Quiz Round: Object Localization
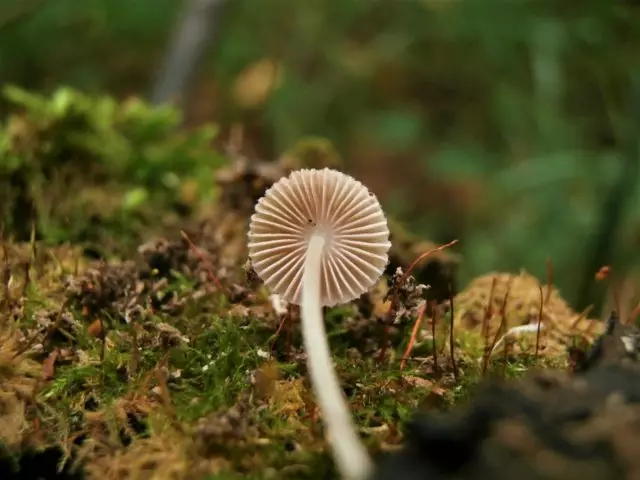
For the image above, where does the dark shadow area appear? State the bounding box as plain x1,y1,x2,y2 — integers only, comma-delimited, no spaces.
0,446,85,480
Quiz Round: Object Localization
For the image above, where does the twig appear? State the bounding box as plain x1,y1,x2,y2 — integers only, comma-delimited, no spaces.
448,284,458,382
379,239,458,362
404,240,459,277
480,277,498,376
499,283,512,378
483,281,512,376
535,285,543,358
400,301,426,371
270,308,291,357
430,301,439,375
570,305,594,330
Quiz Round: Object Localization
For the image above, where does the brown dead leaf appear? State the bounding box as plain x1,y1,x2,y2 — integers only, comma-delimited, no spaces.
42,348,59,380
87,318,104,338
402,375,433,389
232,58,282,108
430,385,447,397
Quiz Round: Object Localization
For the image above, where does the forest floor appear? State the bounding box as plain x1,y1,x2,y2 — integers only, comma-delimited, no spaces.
0,154,610,480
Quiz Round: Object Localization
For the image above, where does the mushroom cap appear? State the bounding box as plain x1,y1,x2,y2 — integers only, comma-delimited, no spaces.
247,168,391,307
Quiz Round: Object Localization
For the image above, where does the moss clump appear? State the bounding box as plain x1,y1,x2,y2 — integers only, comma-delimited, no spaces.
0,85,602,480
0,326,41,450
0,85,226,253
451,271,604,359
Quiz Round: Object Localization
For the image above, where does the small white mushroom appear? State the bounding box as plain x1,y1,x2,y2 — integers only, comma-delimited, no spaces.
248,168,391,480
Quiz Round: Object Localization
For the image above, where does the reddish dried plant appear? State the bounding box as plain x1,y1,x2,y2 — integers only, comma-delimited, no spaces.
378,239,458,362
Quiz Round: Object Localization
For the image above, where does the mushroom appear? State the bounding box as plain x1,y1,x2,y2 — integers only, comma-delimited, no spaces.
248,168,391,480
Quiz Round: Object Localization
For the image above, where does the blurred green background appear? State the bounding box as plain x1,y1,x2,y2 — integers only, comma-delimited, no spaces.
1,0,639,313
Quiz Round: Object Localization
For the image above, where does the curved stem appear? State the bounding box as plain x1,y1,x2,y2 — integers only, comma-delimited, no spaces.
302,234,372,480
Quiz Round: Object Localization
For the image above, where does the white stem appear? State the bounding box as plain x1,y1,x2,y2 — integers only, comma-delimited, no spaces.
302,234,372,480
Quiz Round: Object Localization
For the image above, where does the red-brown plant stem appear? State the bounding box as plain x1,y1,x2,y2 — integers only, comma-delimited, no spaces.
596,265,622,319
570,306,593,330
480,277,498,376
285,309,293,357
448,284,459,382
180,230,232,300
535,285,543,359
270,311,289,351
430,301,439,375
612,277,622,319
269,304,297,358
482,281,512,376
500,284,512,378
400,301,427,371
378,239,459,362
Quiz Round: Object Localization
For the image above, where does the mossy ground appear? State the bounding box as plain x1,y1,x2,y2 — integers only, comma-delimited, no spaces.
0,199,599,479
0,87,607,480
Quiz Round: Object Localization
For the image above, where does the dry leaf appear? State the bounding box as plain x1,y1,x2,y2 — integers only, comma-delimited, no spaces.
87,318,104,338
232,59,282,108
430,385,447,397
402,375,433,389
42,348,60,380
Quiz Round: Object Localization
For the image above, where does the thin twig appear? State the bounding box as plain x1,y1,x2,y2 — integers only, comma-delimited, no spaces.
570,305,593,330
499,283,512,378
430,301,439,375
448,284,458,382
400,301,426,371
480,277,498,376
535,285,544,358
270,309,290,356
483,282,512,376
379,239,458,362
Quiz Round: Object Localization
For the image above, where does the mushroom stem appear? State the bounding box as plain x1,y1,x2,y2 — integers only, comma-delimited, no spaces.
302,233,373,480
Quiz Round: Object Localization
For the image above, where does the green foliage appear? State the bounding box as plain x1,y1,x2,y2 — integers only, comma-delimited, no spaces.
211,0,640,305
0,86,226,249
1,0,640,304
0,0,180,92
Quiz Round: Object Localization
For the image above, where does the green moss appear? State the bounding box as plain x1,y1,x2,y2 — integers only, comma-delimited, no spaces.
0,86,227,253
0,87,574,478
